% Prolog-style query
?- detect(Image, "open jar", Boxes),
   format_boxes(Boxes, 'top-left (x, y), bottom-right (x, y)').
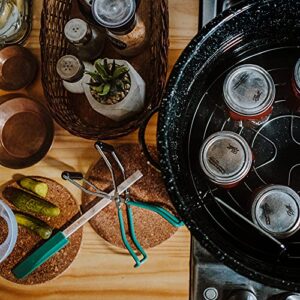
top-left (251, 185), bottom-right (300, 239)
top-left (92, 0), bottom-right (147, 57)
top-left (199, 131), bottom-right (253, 189)
top-left (223, 64), bottom-right (276, 125)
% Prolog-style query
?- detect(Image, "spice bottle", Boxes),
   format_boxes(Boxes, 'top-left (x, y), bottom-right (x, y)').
top-left (56, 55), bottom-right (92, 94)
top-left (92, 0), bottom-right (147, 57)
top-left (199, 131), bottom-right (253, 189)
top-left (223, 64), bottom-right (276, 126)
top-left (64, 18), bottom-right (105, 61)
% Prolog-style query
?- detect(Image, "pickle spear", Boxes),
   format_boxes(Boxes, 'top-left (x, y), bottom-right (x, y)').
top-left (4, 187), bottom-right (60, 217)
top-left (20, 178), bottom-right (48, 198)
top-left (15, 213), bottom-right (53, 240)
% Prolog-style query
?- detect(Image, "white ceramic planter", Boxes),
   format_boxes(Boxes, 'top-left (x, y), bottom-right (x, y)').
top-left (83, 58), bottom-right (146, 122)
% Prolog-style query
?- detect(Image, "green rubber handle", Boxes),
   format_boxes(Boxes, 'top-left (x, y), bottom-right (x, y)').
top-left (12, 231), bottom-right (69, 279)
top-left (126, 201), bottom-right (185, 227)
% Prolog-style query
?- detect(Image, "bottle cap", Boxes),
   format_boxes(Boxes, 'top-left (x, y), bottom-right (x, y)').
top-left (64, 18), bottom-right (91, 44)
top-left (92, 0), bottom-right (136, 33)
top-left (199, 131), bottom-right (253, 187)
top-left (251, 185), bottom-right (300, 238)
top-left (56, 55), bottom-right (84, 82)
top-left (223, 64), bottom-right (275, 117)
top-left (0, 200), bottom-right (18, 263)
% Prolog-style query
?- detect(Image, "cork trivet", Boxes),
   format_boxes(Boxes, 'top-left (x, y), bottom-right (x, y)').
top-left (82, 144), bottom-right (178, 250)
top-left (0, 177), bottom-right (82, 285)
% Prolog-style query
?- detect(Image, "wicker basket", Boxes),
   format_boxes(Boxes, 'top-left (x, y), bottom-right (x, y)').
top-left (40, 0), bottom-right (169, 140)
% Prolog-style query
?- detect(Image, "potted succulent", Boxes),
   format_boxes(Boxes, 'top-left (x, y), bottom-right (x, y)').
top-left (83, 58), bottom-right (146, 122)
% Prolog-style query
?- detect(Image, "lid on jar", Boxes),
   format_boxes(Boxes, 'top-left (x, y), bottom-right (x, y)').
top-left (64, 18), bottom-right (91, 44)
top-left (92, 0), bottom-right (136, 33)
top-left (223, 64), bottom-right (275, 117)
top-left (251, 185), bottom-right (300, 238)
top-left (199, 131), bottom-right (252, 186)
top-left (56, 55), bottom-right (84, 82)
top-left (294, 59), bottom-right (300, 90)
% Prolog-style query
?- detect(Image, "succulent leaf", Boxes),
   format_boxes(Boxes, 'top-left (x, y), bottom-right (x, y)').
top-left (99, 83), bottom-right (111, 96)
top-left (113, 66), bottom-right (130, 79)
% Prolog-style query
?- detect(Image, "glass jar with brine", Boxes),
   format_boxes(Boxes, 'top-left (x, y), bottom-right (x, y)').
top-left (251, 185), bottom-right (300, 239)
top-left (92, 0), bottom-right (147, 57)
top-left (287, 59), bottom-right (300, 111)
top-left (199, 131), bottom-right (253, 189)
top-left (223, 64), bottom-right (276, 125)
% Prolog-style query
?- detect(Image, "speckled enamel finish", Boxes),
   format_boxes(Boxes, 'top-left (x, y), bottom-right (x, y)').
top-left (158, 0), bottom-right (300, 291)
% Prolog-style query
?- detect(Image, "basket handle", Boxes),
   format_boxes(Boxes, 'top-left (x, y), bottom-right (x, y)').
top-left (138, 107), bottom-right (161, 172)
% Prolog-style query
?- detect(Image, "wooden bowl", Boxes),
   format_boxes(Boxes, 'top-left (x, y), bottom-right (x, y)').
top-left (0, 46), bottom-right (38, 91)
top-left (0, 96), bottom-right (54, 169)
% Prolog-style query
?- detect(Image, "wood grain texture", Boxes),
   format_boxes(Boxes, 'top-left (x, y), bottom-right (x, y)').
top-left (0, 0), bottom-right (198, 299)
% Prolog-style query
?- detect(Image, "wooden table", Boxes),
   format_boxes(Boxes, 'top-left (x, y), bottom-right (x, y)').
top-left (0, 1), bottom-right (198, 299)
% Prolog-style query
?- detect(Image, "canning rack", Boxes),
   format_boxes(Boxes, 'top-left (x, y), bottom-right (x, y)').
top-left (188, 46), bottom-right (300, 262)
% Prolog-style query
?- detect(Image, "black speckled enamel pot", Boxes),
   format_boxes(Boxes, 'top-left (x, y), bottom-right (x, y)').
top-left (158, 0), bottom-right (300, 291)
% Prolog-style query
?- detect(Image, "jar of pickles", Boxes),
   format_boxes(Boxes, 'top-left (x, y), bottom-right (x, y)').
top-left (287, 59), bottom-right (300, 111)
top-left (223, 64), bottom-right (276, 125)
top-left (199, 131), bottom-right (253, 189)
top-left (251, 185), bottom-right (300, 239)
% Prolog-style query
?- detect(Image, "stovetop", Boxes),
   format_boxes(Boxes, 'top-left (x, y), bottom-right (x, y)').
top-left (190, 237), bottom-right (300, 300)
top-left (190, 1), bottom-right (300, 299)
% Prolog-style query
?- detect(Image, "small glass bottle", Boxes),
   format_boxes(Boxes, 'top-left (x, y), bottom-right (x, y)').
top-left (92, 0), bottom-right (147, 57)
top-left (56, 55), bottom-right (92, 94)
top-left (223, 64), bottom-right (276, 126)
top-left (199, 131), bottom-right (253, 189)
top-left (64, 18), bottom-right (105, 61)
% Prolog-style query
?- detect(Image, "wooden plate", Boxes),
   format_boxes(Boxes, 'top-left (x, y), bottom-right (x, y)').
top-left (0, 96), bottom-right (54, 169)
top-left (0, 177), bottom-right (82, 285)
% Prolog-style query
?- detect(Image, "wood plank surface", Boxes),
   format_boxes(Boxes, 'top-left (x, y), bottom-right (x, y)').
top-left (0, 0), bottom-right (199, 299)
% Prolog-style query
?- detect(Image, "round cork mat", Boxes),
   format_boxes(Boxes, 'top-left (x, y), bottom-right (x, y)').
top-left (82, 144), bottom-right (179, 250)
top-left (0, 177), bottom-right (82, 285)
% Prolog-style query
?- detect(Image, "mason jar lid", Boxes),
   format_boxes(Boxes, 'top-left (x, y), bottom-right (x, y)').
top-left (64, 18), bottom-right (90, 43)
top-left (92, 0), bottom-right (136, 31)
top-left (199, 131), bottom-right (252, 186)
top-left (294, 59), bottom-right (300, 90)
top-left (223, 64), bottom-right (275, 117)
top-left (251, 185), bottom-right (300, 239)
top-left (56, 55), bottom-right (84, 82)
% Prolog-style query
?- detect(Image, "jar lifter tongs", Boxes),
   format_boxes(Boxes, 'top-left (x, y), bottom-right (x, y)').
top-left (62, 141), bottom-right (184, 268)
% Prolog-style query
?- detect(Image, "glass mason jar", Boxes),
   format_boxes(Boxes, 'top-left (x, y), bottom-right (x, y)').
top-left (199, 131), bottom-right (253, 189)
top-left (287, 59), bottom-right (300, 111)
top-left (251, 185), bottom-right (300, 239)
top-left (223, 64), bottom-right (276, 125)
top-left (0, 0), bottom-right (31, 46)
top-left (92, 0), bottom-right (147, 57)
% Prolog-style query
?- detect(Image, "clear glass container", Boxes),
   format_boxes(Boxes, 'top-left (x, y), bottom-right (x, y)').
top-left (92, 0), bottom-right (147, 57)
top-left (199, 131), bottom-right (253, 189)
top-left (223, 64), bottom-right (276, 125)
top-left (251, 185), bottom-right (300, 239)
top-left (0, 0), bottom-right (32, 47)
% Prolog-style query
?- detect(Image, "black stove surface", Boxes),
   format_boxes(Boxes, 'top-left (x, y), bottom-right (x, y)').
top-left (190, 1), bottom-right (300, 299)
top-left (190, 237), bottom-right (300, 300)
